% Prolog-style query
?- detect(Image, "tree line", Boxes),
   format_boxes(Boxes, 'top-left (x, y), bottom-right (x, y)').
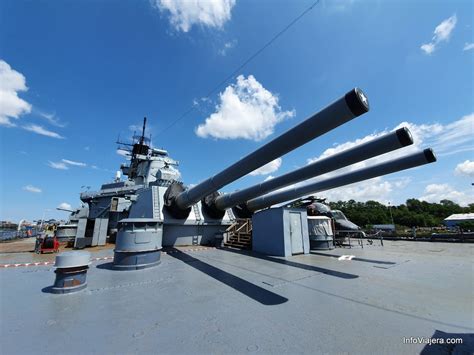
top-left (327, 199), bottom-right (474, 228)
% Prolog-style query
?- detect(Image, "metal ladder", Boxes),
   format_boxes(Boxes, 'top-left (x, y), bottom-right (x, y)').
top-left (152, 186), bottom-right (161, 220)
top-left (193, 204), bottom-right (201, 222)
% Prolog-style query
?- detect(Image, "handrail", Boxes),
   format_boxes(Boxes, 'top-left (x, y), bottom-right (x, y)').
top-left (224, 218), bottom-right (252, 245)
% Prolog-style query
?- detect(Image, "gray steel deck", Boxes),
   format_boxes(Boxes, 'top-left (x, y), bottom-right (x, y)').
top-left (1, 241), bottom-right (473, 354)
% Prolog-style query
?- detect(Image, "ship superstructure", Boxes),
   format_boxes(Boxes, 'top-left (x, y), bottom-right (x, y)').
top-left (70, 117), bottom-right (231, 252)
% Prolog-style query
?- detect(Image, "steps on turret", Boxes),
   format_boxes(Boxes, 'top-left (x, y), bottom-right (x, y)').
top-left (224, 219), bottom-right (252, 250)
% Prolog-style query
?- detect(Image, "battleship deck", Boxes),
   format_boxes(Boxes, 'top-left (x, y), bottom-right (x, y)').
top-left (1, 240), bottom-right (473, 354)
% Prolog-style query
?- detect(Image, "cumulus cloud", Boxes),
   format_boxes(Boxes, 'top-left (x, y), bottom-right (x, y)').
top-left (23, 185), bottom-right (42, 193)
top-left (0, 60), bottom-right (32, 126)
top-left (464, 43), bottom-right (474, 51)
top-left (419, 183), bottom-right (472, 206)
top-left (57, 202), bottom-right (72, 210)
top-left (420, 43), bottom-right (435, 55)
top-left (48, 161), bottom-right (69, 170)
top-left (249, 158), bottom-right (282, 176)
top-left (308, 113), bottom-right (473, 166)
top-left (196, 75), bottom-right (294, 141)
top-left (320, 177), bottom-right (394, 204)
top-left (152, 0), bottom-right (235, 32)
top-left (62, 159), bottom-right (86, 167)
top-left (300, 113), bottom-right (473, 204)
top-left (22, 124), bottom-right (64, 139)
top-left (419, 113), bottom-right (473, 156)
top-left (421, 14), bottom-right (457, 54)
top-left (455, 160), bottom-right (474, 177)
top-left (393, 177), bottom-right (412, 189)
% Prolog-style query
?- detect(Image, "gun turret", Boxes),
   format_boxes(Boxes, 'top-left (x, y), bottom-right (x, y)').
top-left (164, 88), bottom-right (370, 218)
top-left (212, 128), bottom-right (413, 215)
top-left (244, 149), bottom-right (436, 213)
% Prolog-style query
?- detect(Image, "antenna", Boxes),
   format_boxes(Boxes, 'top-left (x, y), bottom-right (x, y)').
top-left (140, 117), bottom-right (147, 145)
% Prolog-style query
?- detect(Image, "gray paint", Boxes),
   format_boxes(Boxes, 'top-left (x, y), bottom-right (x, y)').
top-left (91, 218), bottom-right (108, 246)
top-left (54, 251), bottom-right (91, 268)
top-left (116, 185), bottom-right (233, 248)
top-left (162, 224), bottom-right (227, 246)
top-left (2, 241), bottom-right (472, 354)
top-left (289, 212), bottom-right (304, 254)
top-left (247, 149), bottom-right (436, 212)
top-left (252, 207), bottom-right (310, 257)
top-left (115, 219), bottom-right (163, 253)
top-left (69, 126), bottom-right (181, 248)
top-left (215, 128), bottom-right (413, 210)
top-left (127, 188), bottom-right (155, 219)
top-left (73, 218), bottom-right (88, 249)
top-left (176, 88), bottom-right (369, 209)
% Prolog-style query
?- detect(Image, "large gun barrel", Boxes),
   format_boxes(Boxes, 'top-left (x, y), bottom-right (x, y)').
top-left (245, 148), bottom-right (436, 213)
top-left (167, 88), bottom-right (369, 216)
top-left (214, 128), bottom-right (414, 211)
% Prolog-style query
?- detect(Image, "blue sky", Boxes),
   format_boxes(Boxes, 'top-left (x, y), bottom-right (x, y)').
top-left (0, 0), bottom-right (473, 222)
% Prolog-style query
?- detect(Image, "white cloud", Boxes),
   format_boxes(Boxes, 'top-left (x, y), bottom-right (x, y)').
top-left (463, 42), bottom-right (474, 51)
top-left (455, 160), bottom-right (474, 177)
top-left (300, 113), bottom-right (473, 205)
top-left (420, 113), bottom-right (473, 156)
top-left (433, 15), bottom-right (457, 41)
top-left (48, 159), bottom-right (86, 169)
top-left (321, 177), bottom-right (394, 204)
top-left (265, 177), bottom-right (402, 207)
top-left (0, 60), bottom-right (32, 126)
top-left (308, 113), bottom-right (473, 166)
top-left (23, 184), bottom-right (42, 193)
top-left (421, 14), bottom-right (457, 55)
top-left (393, 177), bottom-right (412, 189)
top-left (152, 0), bottom-right (235, 32)
top-left (22, 124), bottom-right (64, 139)
top-left (264, 175), bottom-right (275, 182)
top-left (326, 0), bottom-right (357, 11)
top-left (38, 111), bottom-right (66, 127)
top-left (307, 131), bottom-right (393, 164)
top-left (57, 202), bottom-right (72, 210)
top-left (48, 161), bottom-right (69, 170)
top-left (249, 158), bottom-right (282, 176)
top-left (420, 43), bottom-right (435, 55)
top-left (419, 183), bottom-right (472, 206)
top-left (62, 159), bottom-right (86, 167)
top-left (196, 75), bottom-right (294, 141)
top-left (218, 39), bottom-right (237, 56)
top-left (117, 149), bottom-right (131, 159)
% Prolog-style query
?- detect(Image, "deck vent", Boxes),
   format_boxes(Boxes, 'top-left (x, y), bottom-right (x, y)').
top-left (51, 251), bottom-right (91, 294)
